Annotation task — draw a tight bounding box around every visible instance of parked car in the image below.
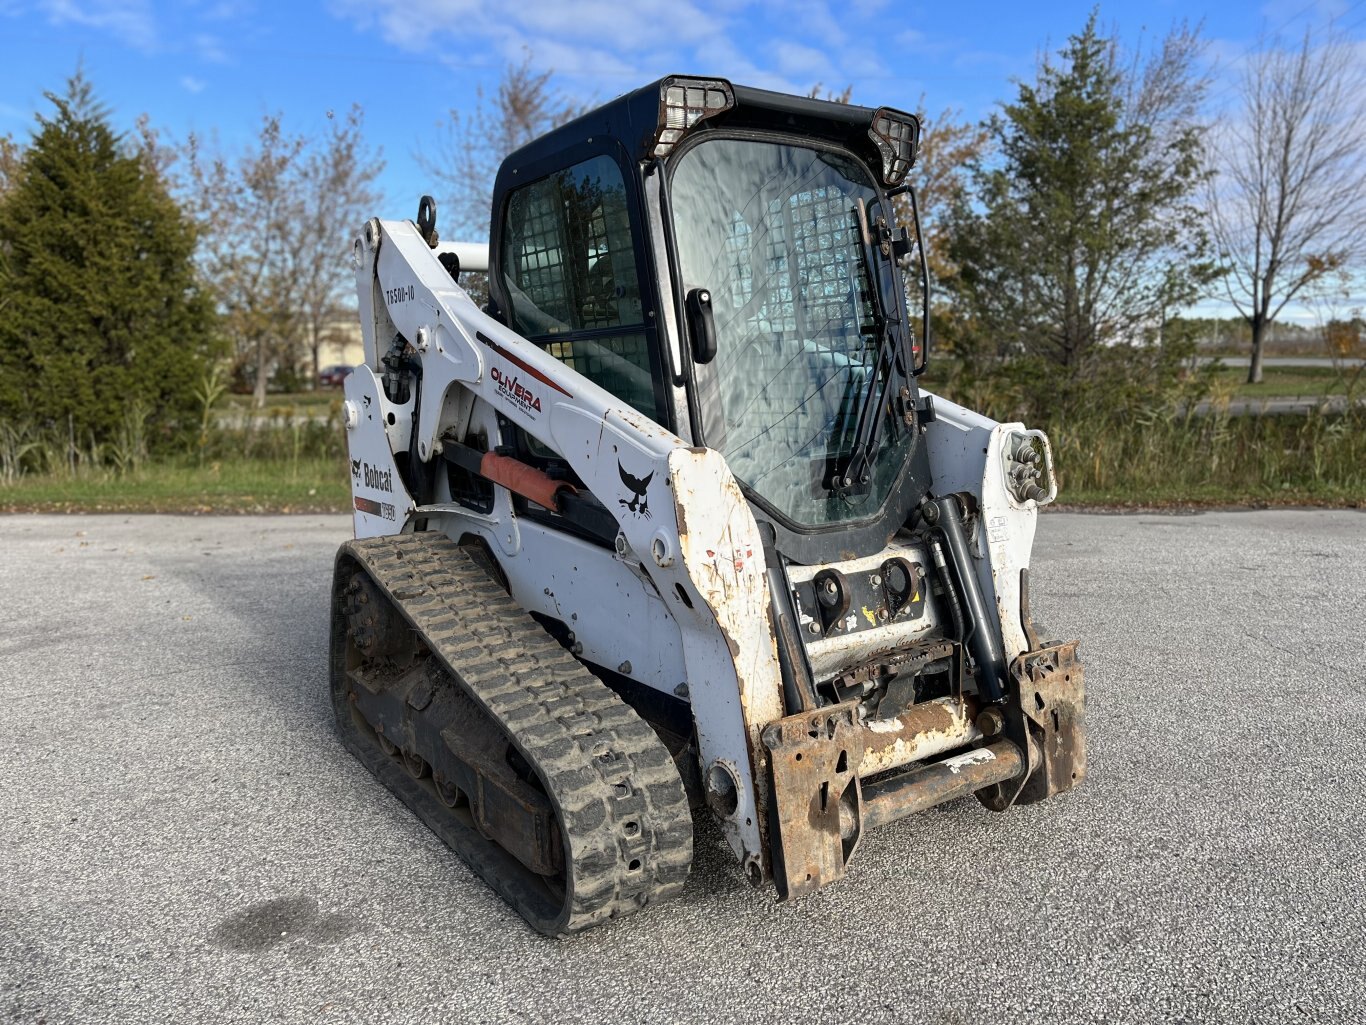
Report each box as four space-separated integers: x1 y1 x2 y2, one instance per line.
318 365 353 388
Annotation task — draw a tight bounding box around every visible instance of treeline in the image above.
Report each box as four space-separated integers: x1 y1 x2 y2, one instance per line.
0 72 382 469
0 13 1363 501
926 16 1364 413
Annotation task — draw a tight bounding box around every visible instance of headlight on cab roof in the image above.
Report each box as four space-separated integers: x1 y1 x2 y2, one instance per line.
650 77 734 157
868 107 920 186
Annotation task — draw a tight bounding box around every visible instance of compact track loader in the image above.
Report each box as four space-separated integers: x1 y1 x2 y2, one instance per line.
331 77 1086 936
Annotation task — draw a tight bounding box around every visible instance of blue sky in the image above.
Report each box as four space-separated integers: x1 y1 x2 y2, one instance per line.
2 0 1364 319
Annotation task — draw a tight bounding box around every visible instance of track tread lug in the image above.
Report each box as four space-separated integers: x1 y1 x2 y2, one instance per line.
331 533 693 936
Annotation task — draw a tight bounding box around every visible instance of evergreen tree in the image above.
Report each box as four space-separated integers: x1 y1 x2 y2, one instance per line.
0 73 219 450
946 15 1214 377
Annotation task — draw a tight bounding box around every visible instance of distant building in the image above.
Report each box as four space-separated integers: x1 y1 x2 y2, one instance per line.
317 315 365 369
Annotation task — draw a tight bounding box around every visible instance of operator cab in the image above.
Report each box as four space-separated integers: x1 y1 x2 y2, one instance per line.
487 77 933 563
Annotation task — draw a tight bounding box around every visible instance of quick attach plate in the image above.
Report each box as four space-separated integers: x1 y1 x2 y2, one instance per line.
1014 639 1086 803
979 639 1086 810
762 703 864 900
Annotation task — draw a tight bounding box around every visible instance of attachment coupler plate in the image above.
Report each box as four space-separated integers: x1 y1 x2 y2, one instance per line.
761 639 1085 899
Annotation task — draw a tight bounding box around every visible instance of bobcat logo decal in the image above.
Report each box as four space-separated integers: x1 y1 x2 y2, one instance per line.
618 461 653 519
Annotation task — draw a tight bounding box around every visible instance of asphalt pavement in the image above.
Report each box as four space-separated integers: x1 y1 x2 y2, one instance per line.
1 510 1364 1024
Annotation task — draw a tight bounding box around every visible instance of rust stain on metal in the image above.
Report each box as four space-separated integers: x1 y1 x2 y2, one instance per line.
668 447 786 875
1012 639 1086 804
674 499 690 539
861 740 1024 830
762 703 863 900
977 639 1086 811
861 695 983 775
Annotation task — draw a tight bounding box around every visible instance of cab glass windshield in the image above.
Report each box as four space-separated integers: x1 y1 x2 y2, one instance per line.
669 136 912 527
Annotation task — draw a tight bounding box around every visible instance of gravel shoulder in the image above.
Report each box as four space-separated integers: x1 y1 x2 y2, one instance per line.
1 510 1363 1024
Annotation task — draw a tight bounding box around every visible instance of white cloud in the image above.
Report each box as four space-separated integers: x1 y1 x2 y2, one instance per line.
3 2 260 66
483 36 644 82
1258 0 1351 25
327 0 987 114
179 75 206 93
761 0 846 49
37 0 157 50
193 32 229 64
330 0 852 96
511 0 719 52
201 0 255 19
334 0 721 62
772 40 835 83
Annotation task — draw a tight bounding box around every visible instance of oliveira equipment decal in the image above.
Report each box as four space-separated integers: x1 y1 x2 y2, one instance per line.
490 366 544 415
475 331 573 417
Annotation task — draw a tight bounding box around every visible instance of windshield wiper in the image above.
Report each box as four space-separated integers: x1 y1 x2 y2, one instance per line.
836 198 906 492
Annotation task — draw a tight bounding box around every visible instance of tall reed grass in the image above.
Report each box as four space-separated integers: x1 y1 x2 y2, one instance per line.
1 404 346 485
1048 406 1364 500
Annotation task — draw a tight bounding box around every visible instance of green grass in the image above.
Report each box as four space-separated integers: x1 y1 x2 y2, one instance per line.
4 438 1361 515
1058 482 1365 509
1048 407 1365 509
3 385 1364 514
1214 365 1359 399
230 367 1361 405
0 456 352 514
221 391 343 411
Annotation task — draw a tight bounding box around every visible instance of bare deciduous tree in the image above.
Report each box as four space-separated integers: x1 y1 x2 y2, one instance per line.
418 57 578 239
807 84 853 103
1208 27 1366 383
417 56 579 303
185 109 382 404
186 117 307 408
133 113 178 182
294 106 384 382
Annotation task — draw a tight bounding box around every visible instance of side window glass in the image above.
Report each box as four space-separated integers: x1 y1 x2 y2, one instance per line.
501 156 659 420
501 155 643 335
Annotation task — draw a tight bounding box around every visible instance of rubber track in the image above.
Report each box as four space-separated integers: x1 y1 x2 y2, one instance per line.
334 534 693 936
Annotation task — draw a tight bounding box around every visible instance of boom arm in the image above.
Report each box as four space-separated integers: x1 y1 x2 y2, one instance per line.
345 216 786 870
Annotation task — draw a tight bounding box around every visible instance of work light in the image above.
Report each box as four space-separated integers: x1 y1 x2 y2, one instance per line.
867 108 920 185
650 77 735 157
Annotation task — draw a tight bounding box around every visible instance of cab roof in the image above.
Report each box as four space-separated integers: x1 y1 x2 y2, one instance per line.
497 76 902 179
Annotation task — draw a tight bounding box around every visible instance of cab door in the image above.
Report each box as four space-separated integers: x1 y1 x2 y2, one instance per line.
491 146 671 430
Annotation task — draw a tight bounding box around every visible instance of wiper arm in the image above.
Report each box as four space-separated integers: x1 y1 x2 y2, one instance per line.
837 199 903 491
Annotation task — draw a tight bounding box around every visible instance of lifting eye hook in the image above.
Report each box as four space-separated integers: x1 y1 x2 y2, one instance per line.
417 195 439 248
